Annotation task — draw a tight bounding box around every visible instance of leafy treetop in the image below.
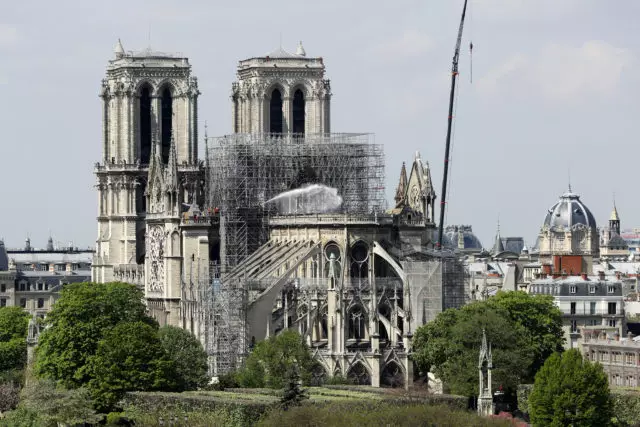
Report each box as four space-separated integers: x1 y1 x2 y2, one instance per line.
529 349 612 427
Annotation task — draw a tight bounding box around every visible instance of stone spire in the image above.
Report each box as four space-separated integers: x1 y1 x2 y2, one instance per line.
610 198 621 236
296 40 306 57
491 220 504 254
394 162 408 207
478 328 494 416
146 135 165 214
114 39 124 59
165 132 178 193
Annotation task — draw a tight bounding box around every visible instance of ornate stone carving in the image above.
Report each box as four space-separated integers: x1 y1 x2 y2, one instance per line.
147 225 165 293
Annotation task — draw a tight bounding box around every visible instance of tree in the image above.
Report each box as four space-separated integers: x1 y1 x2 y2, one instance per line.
158 325 209 391
487 291 564 381
529 349 612 426
237 330 317 389
35 282 155 388
88 321 177 412
0 307 29 373
0 307 29 342
280 365 309 410
413 302 533 397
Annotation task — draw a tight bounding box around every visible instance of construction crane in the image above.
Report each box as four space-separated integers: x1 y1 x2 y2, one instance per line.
437 0 469 250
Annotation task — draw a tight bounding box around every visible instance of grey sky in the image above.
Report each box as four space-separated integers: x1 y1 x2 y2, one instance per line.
1 0 638 250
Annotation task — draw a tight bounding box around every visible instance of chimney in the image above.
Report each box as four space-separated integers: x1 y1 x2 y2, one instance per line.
598 271 605 281
581 273 588 280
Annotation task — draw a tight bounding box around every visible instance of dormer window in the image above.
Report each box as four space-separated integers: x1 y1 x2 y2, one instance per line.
589 285 596 294
570 285 577 294
608 285 615 294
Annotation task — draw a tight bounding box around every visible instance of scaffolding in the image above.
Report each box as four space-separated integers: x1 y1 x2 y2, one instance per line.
206 133 386 271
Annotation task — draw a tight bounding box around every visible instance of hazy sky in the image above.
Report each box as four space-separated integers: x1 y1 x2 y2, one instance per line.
1 0 639 250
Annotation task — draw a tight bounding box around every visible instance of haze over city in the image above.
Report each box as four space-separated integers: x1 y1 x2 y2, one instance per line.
1 0 639 248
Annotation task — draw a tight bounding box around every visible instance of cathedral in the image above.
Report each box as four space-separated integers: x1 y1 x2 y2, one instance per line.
92 40 463 387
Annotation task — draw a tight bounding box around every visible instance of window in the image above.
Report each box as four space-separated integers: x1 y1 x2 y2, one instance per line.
37 283 43 291
588 319 598 326
139 85 152 164
0 299 6 307
570 320 578 333
570 302 576 315
570 285 577 294
45 283 49 291
608 302 617 315
55 264 65 272
292 89 305 135
0 284 5 293
269 88 283 134
19 298 26 308
608 285 615 293
590 302 596 315
72 263 78 271
608 319 617 328
38 264 48 272
160 87 172 164
37 298 44 309
348 306 366 340
589 285 596 294
19 283 26 291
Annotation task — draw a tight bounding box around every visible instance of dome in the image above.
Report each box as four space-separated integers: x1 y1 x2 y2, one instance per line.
441 225 483 250
543 190 596 230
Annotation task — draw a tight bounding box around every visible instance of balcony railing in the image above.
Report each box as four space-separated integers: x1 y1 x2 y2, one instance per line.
568 309 623 316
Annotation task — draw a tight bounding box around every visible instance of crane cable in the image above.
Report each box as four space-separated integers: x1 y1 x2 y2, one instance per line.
469 0 474 84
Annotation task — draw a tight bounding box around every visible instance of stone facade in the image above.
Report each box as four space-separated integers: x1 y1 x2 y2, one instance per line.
580 333 640 388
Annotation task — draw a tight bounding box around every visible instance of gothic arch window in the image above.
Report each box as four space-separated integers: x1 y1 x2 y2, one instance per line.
161 87 173 164
347 362 370 385
292 88 305 135
381 362 404 388
350 241 369 280
319 305 328 340
139 84 152 164
171 231 180 257
270 88 283 135
324 242 342 280
348 305 366 340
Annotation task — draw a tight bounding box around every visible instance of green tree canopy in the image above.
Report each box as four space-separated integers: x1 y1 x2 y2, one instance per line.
529 349 612 426
158 325 209 391
0 307 29 342
412 302 533 396
88 321 177 412
35 282 155 388
487 291 564 381
237 330 317 389
0 307 29 373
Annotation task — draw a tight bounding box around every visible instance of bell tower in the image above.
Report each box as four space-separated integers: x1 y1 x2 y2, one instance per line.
231 41 331 135
92 40 201 284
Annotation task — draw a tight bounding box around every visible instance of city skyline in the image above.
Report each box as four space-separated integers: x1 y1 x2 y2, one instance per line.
1 0 639 249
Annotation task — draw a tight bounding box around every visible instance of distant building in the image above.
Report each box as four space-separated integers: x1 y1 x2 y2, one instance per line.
600 203 629 260
580 332 640 388
536 187 599 275
529 273 625 349
442 225 483 255
0 237 93 317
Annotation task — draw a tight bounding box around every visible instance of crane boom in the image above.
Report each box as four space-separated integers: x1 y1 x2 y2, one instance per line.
437 0 468 250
